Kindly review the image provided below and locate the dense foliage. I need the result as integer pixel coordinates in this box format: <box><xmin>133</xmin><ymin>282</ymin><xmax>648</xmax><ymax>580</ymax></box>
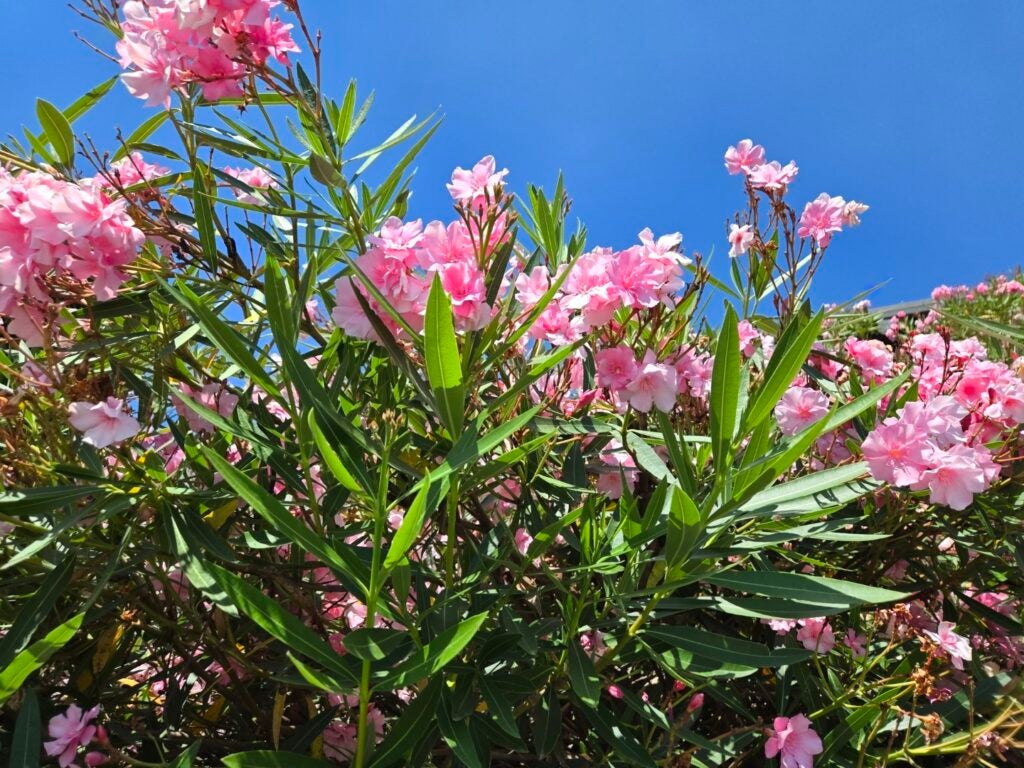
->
<box><xmin>1</xmin><ymin>2</ymin><xmax>1022</xmax><ymax>767</ymax></box>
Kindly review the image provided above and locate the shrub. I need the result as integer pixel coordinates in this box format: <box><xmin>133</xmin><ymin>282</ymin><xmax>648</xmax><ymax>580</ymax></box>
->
<box><xmin>1</xmin><ymin>2</ymin><xmax>1022</xmax><ymax>766</ymax></box>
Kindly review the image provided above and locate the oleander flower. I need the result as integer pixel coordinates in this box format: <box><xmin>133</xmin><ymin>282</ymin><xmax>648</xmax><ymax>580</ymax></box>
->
<box><xmin>68</xmin><ymin>398</ymin><xmax>141</xmax><ymax>448</ymax></box>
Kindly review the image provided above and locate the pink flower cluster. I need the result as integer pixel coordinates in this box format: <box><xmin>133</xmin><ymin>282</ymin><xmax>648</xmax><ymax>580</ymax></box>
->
<box><xmin>333</xmin><ymin>157</ymin><xmax>512</xmax><ymax>339</ymax></box>
<box><xmin>862</xmin><ymin>395</ymin><xmax>999</xmax><ymax>510</ymax></box>
<box><xmin>724</xmin><ymin>139</ymin><xmax>867</xmax><ymax>247</ymax></box>
<box><xmin>0</xmin><ymin>169</ymin><xmax>145</xmax><ymax>345</ymax></box>
<box><xmin>116</xmin><ymin>0</ymin><xmax>299</xmax><ymax>108</ymax></box>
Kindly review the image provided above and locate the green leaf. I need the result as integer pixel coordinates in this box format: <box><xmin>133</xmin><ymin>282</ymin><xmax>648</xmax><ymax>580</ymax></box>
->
<box><xmin>744</xmin><ymin>309</ymin><xmax>825</xmax><ymax>431</ymax></box>
<box><xmin>36</xmin><ymin>99</ymin><xmax>74</xmax><ymax>165</ymax></box>
<box><xmin>308</xmin><ymin>410</ymin><xmax>364</xmax><ymax>493</ymax></box>
<box><xmin>704</xmin><ymin>571</ymin><xmax>910</xmax><ymax>607</ymax></box>
<box><xmin>113</xmin><ymin>111</ymin><xmax>170</xmax><ymax>161</ymax></box>
<box><xmin>533</xmin><ymin>688</ymin><xmax>560</xmax><ymax>757</ymax></box>
<box><xmin>369</xmin><ymin>682</ymin><xmax>442</xmax><ymax>767</ymax></box>
<box><xmin>165</xmin><ymin>280</ymin><xmax>276</xmax><ymax>393</ymax></box>
<box><xmin>424</xmin><ymin>274</ymin><xmax>466</xmax><ymax>436</ymax></box>
<box><xmin>665</xmin><ymin>485</ymin><xmax>701</xmax><ymax>571</ymax></box>
<box><xmin>384</xmin><ymin>472</ymin><xmax>443</xmax><ymax>571</ymax></box>
<box><xmin>0</xmin><ymin>485</ymin><xmax>102</xmax><ymax>517</ymax></box>
<box><xmin>644</xmin><ymin>625</ymin><xmax>810</xmax><ymax>672</ymax></box>
<box><xmin>201</xmin><ymin>447</ymin><xmax>370</xmax><ymax>596</ymax></box>
<box><xmin>709</xmin><ymin>304</ymin><xmax>741</xmax><ymax>473</ymax></box>
<box><xmin>0</xmin><ymin>613</ymin><xmax>83</xmax><ymax>705</ymax></box>
<box><xmin>342</xmin><ymin>628</ymin><xmax>411</xmax><ymax>662</ymax></box>
<box><xmin>578</xmin><ymin>701</ymin><xmax>657</xmax><ymax>768</ymax></box>
<box><xmin>222</xmin><ymin>751</ymin><xmax>332</xmax><ymax>768</ymax></box>
<box><xmin>205</xmin><ymin>563</ymin><xmax>358</xmax><ymax>686</ymax></box>
<box><xmin>378</xmin><ymin>612</ymin><xmax>487</xmax><ymax>690</ymax></box>
<box><xmin>567</xmin><ymin>639</ymin><xmax>601</xmax><ymax>708</ymax></box>
<box><xmin>735</xmin><ymin>462</ymin><xmax>877</xmax><ymax>519</ymax></box>
<box><xmin>9</xmin><ymin>688</ymin><xmax>41</xmax><ymax>768</ymax></box>
<box><xmin>626</xmin><ymin>431</ymin><xmax>673</xmax><ymax>483</ymax></box>
<box><xmin>0</xmin><ymin>554</ymin><xmax>76</xmax><ymax>668</ymax></box>
<box><xmin>169</xmin><ymin>743</ymin><xmax>202</xmax><ymax>768</ymax></box>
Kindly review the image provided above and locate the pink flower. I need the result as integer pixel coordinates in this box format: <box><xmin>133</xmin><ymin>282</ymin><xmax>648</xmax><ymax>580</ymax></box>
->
<box><xmin>68</xmin><ymin>398</ymin><xmax>141</xmax><ymax>448</ymax></box>
<box><xmin>513</xmin><ymin>528</ymin><xmax>534</xmax><ymax>558</ymax></box>
<box><xmin>108</xmin><ymin>152</ymin><xmax>169</xmax><ymax>187</ymax></box>
<box><xmin>774</xmin><ymin>386</ymin><xmax>830</xmax><ymax>436</ymax></box>
<box><xmin>912</xmin><ymin>444</ymin><xmax>989</xmax><ymax>511</ymax></box>
<box><xmin>514</xmin><ymin>266</ymin><xmax>551</xmax><ymax>309</ymax></box>
<box><xmin>596</xmin><ymin>345</ymin><xmax>639</xmax><ymax>391</ymax></box>
<box><xmin>748</xmin><ymin>160</ymin><xmax>799</xmax><ymax>191</ymax></box>
<box><xmin>446</xmin><ymin>155</ymin><xmax>508</xmax><ymax>204</ymax></box>
<box><xmin>172</xmin><ymin>382</ymin><xmax>239</xmax><ymax>434</ymax></box>
<box><xmin>435</xmin><ymin>261</ymin><xmax>491</xmax><ymax>331</ymax></box>
<box><xmin>607</xmin><ymin>684</ymin><xmax>625</xmax><ymax>699</ymax></box>
<box><xmin>798</xmin><ymin>193</ymin><xmax>846</xmax><ymax>247</ymax></box>
<box><xmin>844</xmin><ymin>628</ymin><xmax>868</xmax><ymax>658</ymax></box>
<box><xmin>724</xmin><ymin>139</ymin><xmax>766</xmax><ymax>175</ymax></box>
<box><xmin>844</xmin><ymin>337</ymin><xmax>893</xmax><ymax>383</ymax></box>
<box><xmin>737</xmin><ymin>319</ymin><xmax>760</xmax><ymax>358</ymax></box>
<box><xmin>622</xmin><ymin>350</ymin><xmax>678</xmax><ymax>413</ymax></box>
<box><xmin>45</xmin><ymin>704</ymin><xmax>100</xmax><ymax>768</ymax></box>
<box><xmin>728</xmin><ymin>224</ymin><xmax>755</xmax><ymax>257</ymax></box>
<box><xmin>861</xmin><ymin>419</ymin><xmax>931</xmax><ymax>486</ymax></box>
<box><xmin>841</xmin><ymin>200</ymin><xmax>869</xmax><ymax>227</ymax></box>
<box><xmin>764</xmin><ymin>714</ymin><xmax>823</xmax><ymax>768</ymax></box>
<box><xmin>223</xmin><ymin>166</ymin><xmax>277</xmax><ymax>205</ymax></box>
<box><xmin>796</xmin><ymin>618</ymin><xmax>835</xmax><ymax>654</ymax></box>
<box><xmin>923</xmin><ymin>621</ymin><xmax>972</xmax><ymax>670</ymax></box>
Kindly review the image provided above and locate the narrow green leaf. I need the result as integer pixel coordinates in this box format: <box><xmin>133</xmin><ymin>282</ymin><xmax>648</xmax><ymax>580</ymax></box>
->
<box><xmin>384</xmin><ymin>472</ymin><xmax>442</xmax><ymax>571</ymax></box>
<box><xmin>369</xmin><ymin>682</ymin><xmax>442</xmax><ymax>767</ymax></box>
<box><xmin>424</xmin><ymin>274</ymin><xmax>465</xmax><ymax>436</ymax></box>
<box><xmin>205</xmin><ymin>563</ymin><xmax>358</xmax><ymax>686</ymax></box>
<box><xmin>665</xmin><ymin>485</ymin><xmax>701</xmax><ymax>571</ymax></box>
<box><xmin>644</xmin><ymin>625</ymin><xmax>810</xmax><ymax>669</ymax></box>
<box><xmin>222</xmin><ymin>751</ymin><xmax>332</xmax><ymax>768</ymax></box>
<box><xmin>308</xmin><ymin>410</ymin><xmax>363</xmax><ymax>493</ymax></box>
<box><xmin>0</xmin><ymin>613</ymin><xmax>83</xmax><ymax>705</ymax></box>
<box><xmin>165</xmin><ymin>280</ymin><xmax>276</xmax><ymax>392</ymax></box>
<box><xmin>567</xmin><ymin>640</ymin><xmax>601</xmax><ymax>708</ymax></box>
<box><xmin>709</xmin><ymin>305</ymin><xmax>741</xmax><ymax>473</ymax></box>
<box><xmin>0</xmin><ymin>554</ymin><xmax>76</xmax><ymax>668</ymax></box>
<box><xmin>704</xmin><ymin>570</ymin><xmax>910</xmax><ymax>607</ymax></box>
<box><xmin>201</xmin><ymin>447</ymin><xmax>370</xmax><ymax>596</ymax></box>
<box><xmin>0</xmin><ymin>485</ymin><xmax>102</xmax><ymax>517</ymax></box>
<box><xmin>36</xmin><ymin>99</ymin><xmax>74</xmax><ymax>165</ymax></box>
<box><xmin>378</xmin><ymin>612</ymin><xmax>487</xmax><ymax>690</ymax></box>
<box><xmin>744</xmin><ymin>308</ymin><xmax>825</xmax><ymax>430</ymax></box>
<box><xmin>9</xmin><ymin>688</ymin><xmax>41</xmax><ymax>768</ymax></box>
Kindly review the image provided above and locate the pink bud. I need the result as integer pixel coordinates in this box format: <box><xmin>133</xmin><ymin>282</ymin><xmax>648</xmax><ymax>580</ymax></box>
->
<box><xmin>687</xmin><ymin>693</ymin><xmax>704</xmax><ymax>712</ymax></box>
<box><xmin>606</xmin><ymin>684</ymin><xmax>624</xmax><ymax>699</ymax></box>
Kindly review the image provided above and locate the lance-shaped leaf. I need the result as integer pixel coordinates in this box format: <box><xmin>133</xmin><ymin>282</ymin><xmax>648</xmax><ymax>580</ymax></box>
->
<box><xmin>709</xmin><ymin>304</ymin><xmax>742</xmax><ymax>474</ymax></box>
<box><xmin>0</xmin><ymin>613</ymin><xmax>83</xmax><ymax>705</ymax></box>
<box><xmin>36</xmin><ymin>99</ymin><xmax>74</xmax><ymax>165</ymax></box>
<box><xmin>201</xmin><ymin>446</ymin><xmax>370</xmax><ymax>596</ymax></box>
<box><xmin>665</xmin><ymin>484</ymin><xmax>701</xmax><ymax>572</ymax></box>
<box><xmin>205</xmin><ymin>563</ymin><xmax>359</xmax><ymax>687</ymax></box>
<box><xmin>744</xmin><ymin>307</ymin><xmax>824</xmax><ymax>431</ymax></box>
<box><xmin>384</xmin><ymin>471</ymin><xmax>445</xmax><ymax>571</ymax></box>
<box><xmin>376</xmin><ymin>612</ymin><xmax>487</xmax><ymax>690</ymax></box>
<box><xmin>704</xmin><ymin>570</ymin><xmax>910</xmax><ymax>608</ymax></box>
<box><xmin>424</xmin><ymin>274</ymin><xmax>465</xmax><ymax>436</ymax></box>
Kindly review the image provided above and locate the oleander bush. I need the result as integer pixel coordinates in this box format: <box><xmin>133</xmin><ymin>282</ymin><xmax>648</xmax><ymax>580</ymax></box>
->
<box><xmin>1</xmin><ymin>2</ymin><xmax>1023</xmax><ymax>767</ymax></box>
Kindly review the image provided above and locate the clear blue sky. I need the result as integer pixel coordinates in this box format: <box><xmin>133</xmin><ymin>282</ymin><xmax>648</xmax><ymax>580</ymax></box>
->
<box><xmin>4</xmin><ymin>2</ymin><xmax>1023</xmax><ymax>305</ymax></box>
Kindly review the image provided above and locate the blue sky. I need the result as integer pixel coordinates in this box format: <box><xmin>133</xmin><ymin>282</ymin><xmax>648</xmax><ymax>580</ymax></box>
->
<box><xmin>4</xmin><ymin>2</ymin><xmax>1023</xmax><ymax>306</ymax></box>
